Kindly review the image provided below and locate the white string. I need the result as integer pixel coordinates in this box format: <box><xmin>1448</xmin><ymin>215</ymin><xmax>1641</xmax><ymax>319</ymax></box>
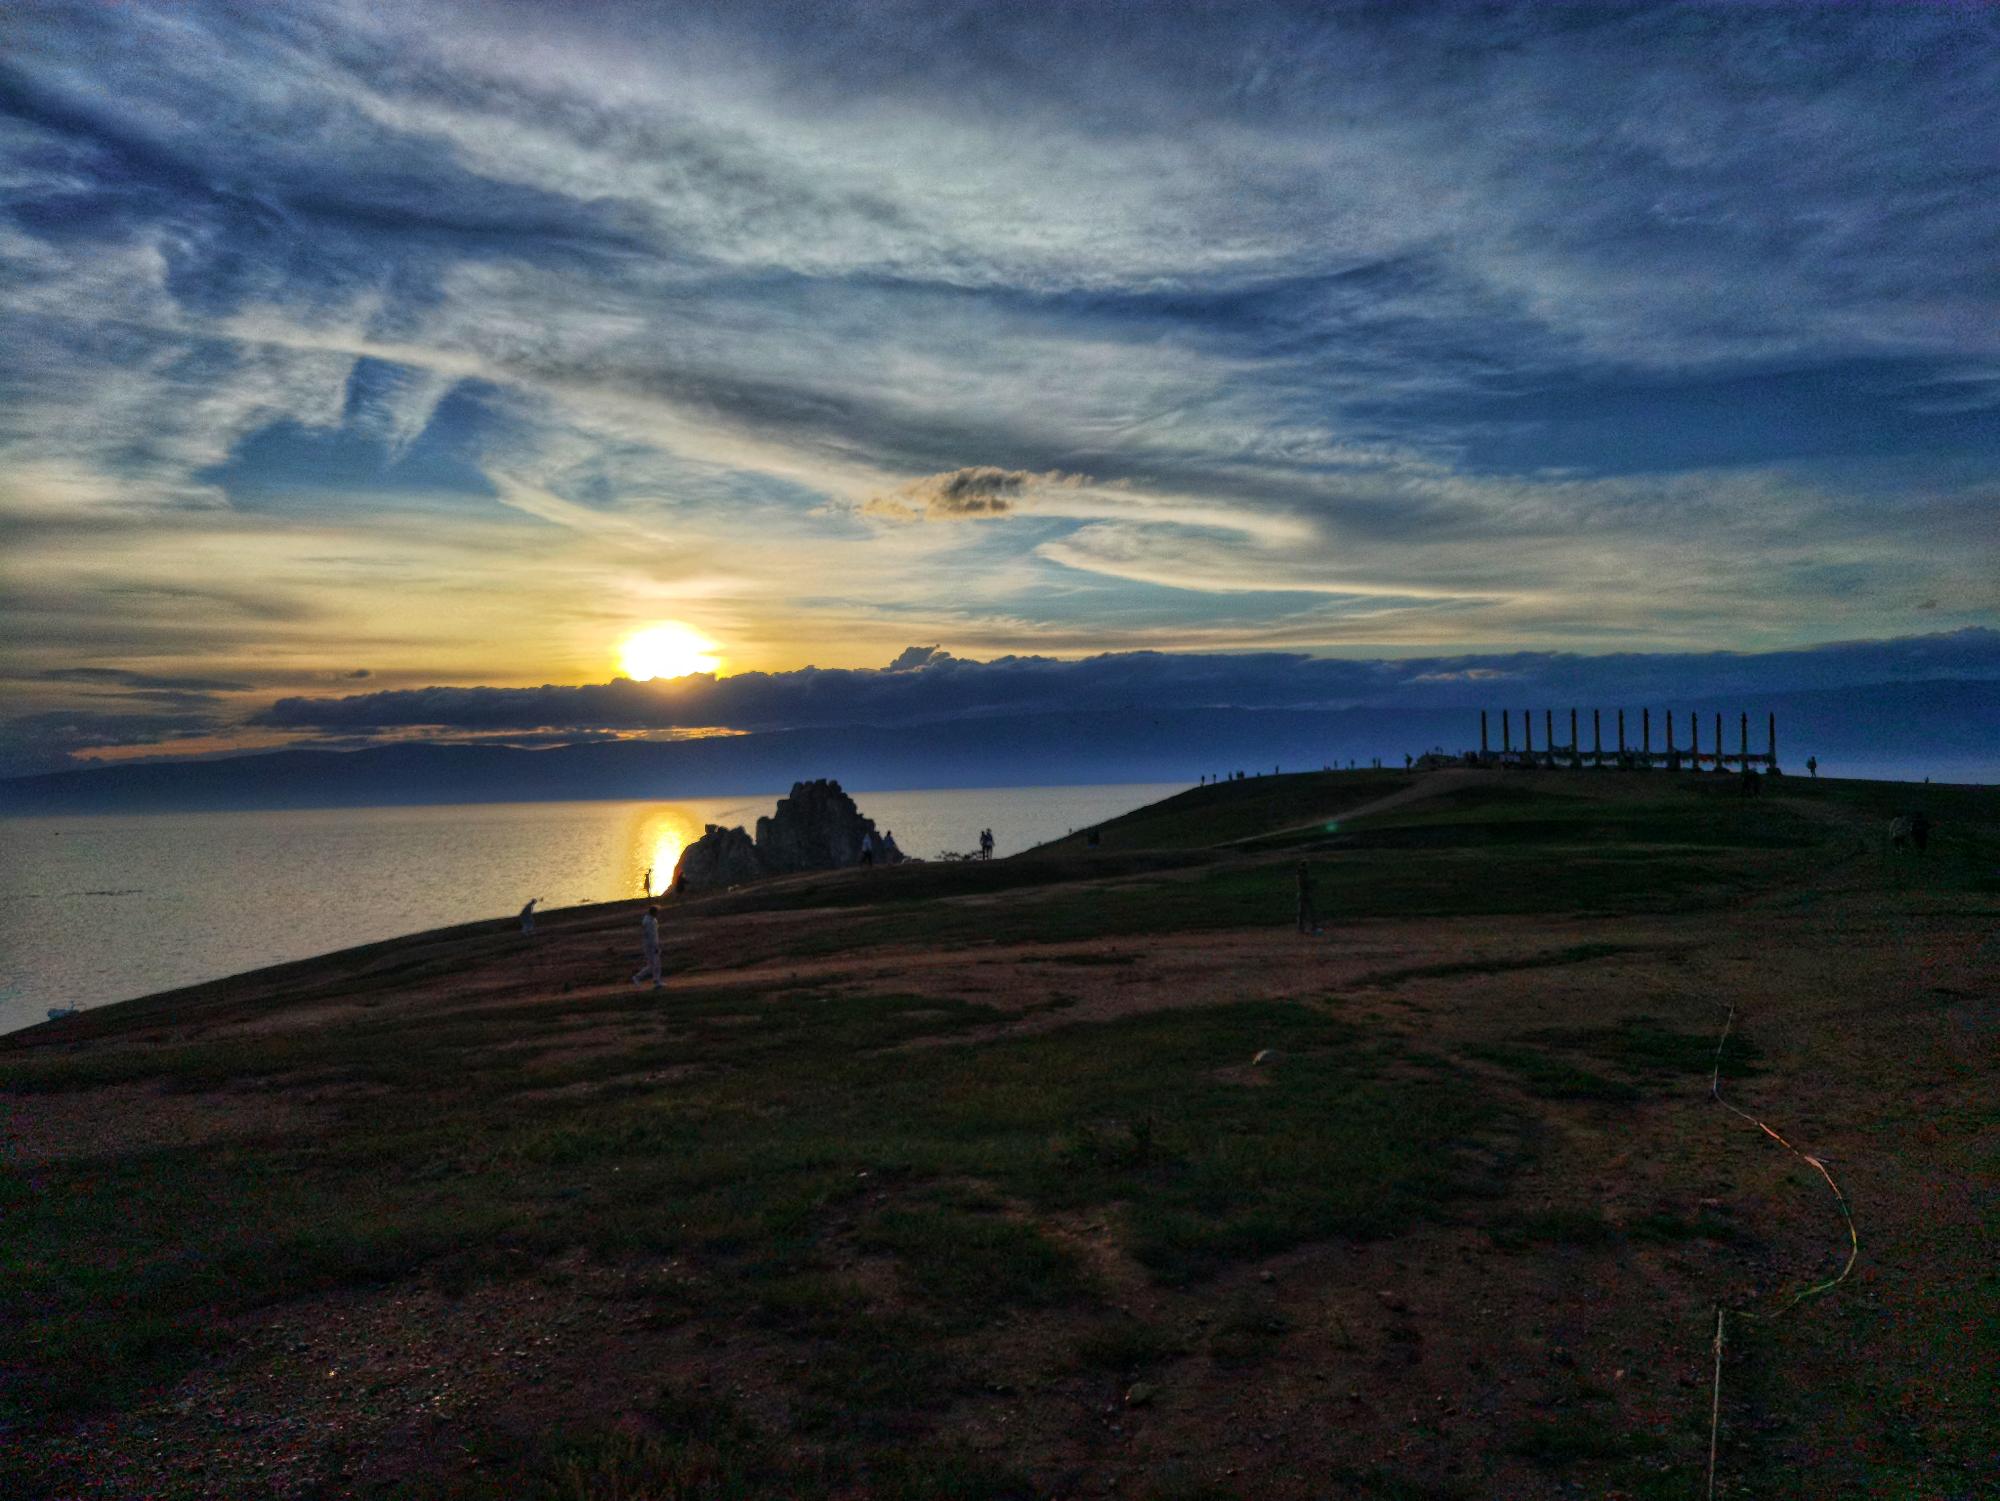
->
<box><xmin>1702</xmin><ymin>1002</ymin><xmax>1859</xmax><ymax>1498</ymax></box>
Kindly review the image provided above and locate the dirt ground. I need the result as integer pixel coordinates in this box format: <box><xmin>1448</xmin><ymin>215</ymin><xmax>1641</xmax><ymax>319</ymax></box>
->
<box><xmin>4</xmin><ymin>773</ymin><xmax>1995</xmax><ymax>1500</ymax></box>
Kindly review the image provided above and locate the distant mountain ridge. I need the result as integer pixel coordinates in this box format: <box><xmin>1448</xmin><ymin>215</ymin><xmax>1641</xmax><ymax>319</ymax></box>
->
<box><xmin>2</xmin><ymin>683</ymin><xmax>1994</xmax><ymax>813</ymax></box>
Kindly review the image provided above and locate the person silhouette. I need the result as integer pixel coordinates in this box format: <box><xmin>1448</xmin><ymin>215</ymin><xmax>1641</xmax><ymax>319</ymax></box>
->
<box><xmin>632</xmin><ymin>905</ymin><xmax>663</xmax><ymax>989</ymax></box>
<box><xmin>518</xmin><ymin>898</ymin><xmax>539</xmax><ymax>935</ymax></box>
<box><xmin>1296</xmin><ymin>863</ymin><xmax>1319</xmax><ymax>935</ymax></box>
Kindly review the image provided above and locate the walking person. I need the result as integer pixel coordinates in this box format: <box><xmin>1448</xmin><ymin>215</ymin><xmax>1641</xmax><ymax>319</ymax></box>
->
<box><xmin>1807</xmin><ymin>755</ymin><xmax>1818</xmax><ymax>779</ymax></box>
<box><xmin>518</xmin><ymin>897</ymin><xmax>539</xmax><ymax>935</ymax></box>
<box><xmin>859</xmin><ymin>830</ymin><xmax>876</xmax><ymax>867</ymax></box>
<box><xmin>1295</xmin><ymin>862</ymin><xmax>1319</xmax><ymax>936</ymax></box>
<box><xmin>632</xmin><ymin>904</ymin><xmax>663</xmax><ymax>990</ymax></box>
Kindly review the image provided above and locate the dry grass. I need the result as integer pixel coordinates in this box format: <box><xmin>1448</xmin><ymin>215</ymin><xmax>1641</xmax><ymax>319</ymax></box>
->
<box><xmin>3</xmin><ymin>769</ymin><xmax>1994</xmax><ymax>1500</ymax></box>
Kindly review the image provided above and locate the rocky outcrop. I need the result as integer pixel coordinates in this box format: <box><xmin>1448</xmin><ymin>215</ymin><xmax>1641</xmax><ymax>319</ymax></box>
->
<box><xmin>673</xmin><ymin>823</ymin><xmax>764</xmax><ymax>889</ymax></box>
<box><xmin>672</xmin><ymin>779</ymin><xmax>886</xmax><ymax>890</ymax></box>
<box><xmin>755</xmin><ymin>779</ymin><xmax>876</xmax><ymax>872</ymax></box>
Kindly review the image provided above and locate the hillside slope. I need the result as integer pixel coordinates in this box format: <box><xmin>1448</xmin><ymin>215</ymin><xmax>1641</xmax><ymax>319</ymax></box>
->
<box><xmin>4</xmin><ymin>770</ymin><xmax>1995</xmax><ymax>1500</ymax></box>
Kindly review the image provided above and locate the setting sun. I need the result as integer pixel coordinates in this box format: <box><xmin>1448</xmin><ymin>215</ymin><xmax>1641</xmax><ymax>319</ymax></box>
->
<box><xmin>619</xmin><ymin>622</ymin><xmax>721</xmax><ymax>682</ymax></box>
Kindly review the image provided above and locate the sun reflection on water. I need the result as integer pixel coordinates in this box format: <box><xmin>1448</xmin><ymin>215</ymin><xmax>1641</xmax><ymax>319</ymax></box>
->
<box><xmin>631</xmin><ymin>806</ymin><xmax>704</xmax><ymax>896</ymax></box>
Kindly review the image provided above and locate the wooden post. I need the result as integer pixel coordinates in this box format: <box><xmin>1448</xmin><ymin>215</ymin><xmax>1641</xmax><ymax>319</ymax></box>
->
<box><xmin>1594</xmin><ymin>709</ymin><xmax>1602</xmax><ymax>765</ymax></box>
<box><xmin>1690</xmin><ymin>711</ymin><xmax>1699</xmax><ymax>766</ymax></box>
<box><xmin>1545</xmin><ymin>709</ymin><xmax>1553</xmax><ymax>765</ymax></box>
<box><xmin>1570</xmin><ymin>708</ymin><xmax>1579</xmax><ymax>767</ymax></box>
<box><xmin>1768</xmin><ymin>712</ymin><xmax>1776</xmax><ymax>768</ymax></box>
<box><xmin>1617</xmin><ymin>709</ymin><xmax>1625</xmax><ymax>755</ymax></box>
<box><xmin>1740</xmin><ymin>712</ymin><xmax>1748</xmax><ymax>767</ymax></box>
<box><xmin>1642</xmin><ymin>707</ymin><xmax>1651</xmax><ymax>758</ymax></box>
<box><xmin>1715</xmin><ymin>712</ymin><xmax>1723</xmax><ymax>770</ymax></box>
<box><xmin>1524</xmin><ymin>709</ymin><xmax>1534</xmax><ymax>755</ymax></box>
<box><xmin>1481</xmin><ymin>710</ymin><xmax>1489</xmax><ymax>758</ymax></box>
<box><xmin>1666</xmin><ymin>710</ymin><xmax>1676</xmax><ymax>760</ymax></box>
<box><xmin>1503</xmin><ymin>710</ymin><xmax>1511</xmax><ymax>754</ymax></box>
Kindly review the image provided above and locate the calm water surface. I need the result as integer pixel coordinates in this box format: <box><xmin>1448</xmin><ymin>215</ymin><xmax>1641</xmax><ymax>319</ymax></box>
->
<box><xmin>0</xmin><ymin>784</ymin><xmax>1179</xmax><ymax>1034</ymax></box>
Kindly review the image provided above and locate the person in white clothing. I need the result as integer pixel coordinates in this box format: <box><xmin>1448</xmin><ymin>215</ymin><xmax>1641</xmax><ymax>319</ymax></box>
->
<box><xmin>632</xmin><ymin>905</ymin><xmax>663</xmax><ymax>990</ymax></box>
<box><xmin>518</xmin><ymin>898</ymin><xmax>539</xmax><ymax>935</ymax></box>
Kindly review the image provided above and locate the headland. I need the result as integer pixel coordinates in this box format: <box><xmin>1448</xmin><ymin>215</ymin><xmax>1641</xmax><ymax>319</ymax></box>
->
<box><xmin>3</xmin><ymin>768</ymin><xmax>1993</xmax><ymax>1499</ymax></box>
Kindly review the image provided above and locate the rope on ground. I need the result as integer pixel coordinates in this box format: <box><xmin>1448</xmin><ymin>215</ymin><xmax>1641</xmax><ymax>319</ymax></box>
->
<box><xmin>1702</xmin><ymin>1002</ymin><xmax>1860</xmax><ymax>1499</ymax></box>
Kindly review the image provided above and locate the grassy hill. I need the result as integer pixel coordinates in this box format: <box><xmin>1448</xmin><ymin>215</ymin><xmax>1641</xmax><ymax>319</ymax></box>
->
<box><xmin>3</xmin><ymin>769</ymin><xmax>1995</xmax><ymax>1499</ymax></box>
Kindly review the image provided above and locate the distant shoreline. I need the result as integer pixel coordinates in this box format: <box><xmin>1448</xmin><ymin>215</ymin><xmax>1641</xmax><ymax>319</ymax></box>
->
<box><xmin>4</xmin><ymin>763</ymin><xmax>1993</xmax><ymax>819</ymax></box>
<box><xmin>7</xmin><ymin>689</ymin><xmax>1996</xmax><ymax>815</ymax></box>
<box><xmin>0</xmin><ymin>775</ymin><xmax>1190</xmax><ymax>818</ymax></box>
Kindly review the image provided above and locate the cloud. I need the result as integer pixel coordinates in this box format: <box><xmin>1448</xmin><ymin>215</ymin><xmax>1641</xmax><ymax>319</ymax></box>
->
<box><xmin>251</xmin><ymin>629</ymin><xmax>2000</xmax><ymax>738</ymax></box>
<box><xmin>865</xmin><ymin>467</ymin><xmax>1081</xmax><ymax>522</ymax></box>
<box><xmin>0</xmin><ymin>706</ymin><xmax>236</xmax><ymax>777</ymax></box>
<box><xmin>35</xmin><ymin>666</ymin><xmax>255</xmax><ymax>693</ymax></box>
<box><xmin>1</xmin><ymin>0</ymin><xmax>1996</xmax><ymax>725</ymax></box>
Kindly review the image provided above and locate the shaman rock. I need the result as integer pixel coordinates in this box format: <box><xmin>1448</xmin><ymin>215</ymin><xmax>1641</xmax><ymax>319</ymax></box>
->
<box><xmin>674</xmin><ymin>823</ymin><xmax>765</xmax><ymax>889</ymax></box>
<box><xmin>755</xmin><ymin>779</ymin><xmax>880</xmax><ymax>872</ymax></box>
<box><xmin>672</xmin><ymin>779</ymin><xmax>887</xmax><ymax>890</ymax></box>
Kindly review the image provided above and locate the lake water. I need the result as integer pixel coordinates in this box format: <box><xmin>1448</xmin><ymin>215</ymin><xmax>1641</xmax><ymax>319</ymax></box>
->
<box><xmin>0</xmin><ymin>783</ymin><xmax>1181</xmax><ymax>1034</ymax></box>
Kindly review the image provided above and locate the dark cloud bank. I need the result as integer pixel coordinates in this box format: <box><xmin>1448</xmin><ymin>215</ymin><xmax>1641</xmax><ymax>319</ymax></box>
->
<box><xmin>3</xmin><ymin>631</ymin><xmax>1995</xmax><ymax>810</ymax></box>
<box><xmin>256</xmin><ymin>630</ymin><xmax>2000</xmax><ymax>734</ymax></box>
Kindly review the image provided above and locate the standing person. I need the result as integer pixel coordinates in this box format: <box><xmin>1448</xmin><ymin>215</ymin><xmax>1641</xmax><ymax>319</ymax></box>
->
<box><xmin>518</xmin><ymin>898</ymin><xmax>539</xmax><ymax>935</ymax></box>
<box><xmin>882</xmin><ymin>829</ymin><xmax>902</xmax><ymax>863</ymax></box>
<box><xmin>981</xmin><ymin>828</ymin><xmax>995</xmax><ymax>860</ymax></box>
<box><xmin>1295</xmin><ymin>863</ymin><xmax>1319</xmax><ymax>936</ymax></box>
<box><xmin>632</xmin><ymin>905</ymin><xmax>663</xmax><ymax>990</ymax></box>
<box><xmin>643</xmin><ymin>866</ymin><xmax>653</xmax><ymax>897</ymax></box>
<box><xmin>859</xmin><ymin>830</ymin><xmax>876</xmax><ymax>867</ymax></box>
<box><xmin>1807</xmin><ymin>756</ymin><xmax>1818</xmax><ymax>778</ymax></box>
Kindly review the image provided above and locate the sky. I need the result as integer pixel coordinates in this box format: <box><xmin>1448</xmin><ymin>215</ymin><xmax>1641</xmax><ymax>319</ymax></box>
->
<box><xmin>3</xmin><ymin>0</ymin><xmax>1998</xmax><ymax>776</ymax></box>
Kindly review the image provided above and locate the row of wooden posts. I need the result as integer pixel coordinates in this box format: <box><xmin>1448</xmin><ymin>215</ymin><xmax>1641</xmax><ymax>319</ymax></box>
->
<box><xmin>1477</xmin><ymin>709</ymin><xmax>1778</xmax><ymax>770</ymax></box>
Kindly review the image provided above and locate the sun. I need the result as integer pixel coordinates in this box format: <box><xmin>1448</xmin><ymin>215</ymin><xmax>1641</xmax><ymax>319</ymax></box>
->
<box><xmin>620</xmin><ymin>621</ymin><xmax>721</xmax><ymax>681</ymax></box>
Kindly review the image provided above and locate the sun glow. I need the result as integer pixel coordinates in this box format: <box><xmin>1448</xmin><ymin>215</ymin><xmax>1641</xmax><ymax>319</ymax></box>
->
<box><xmin>631</xmin><ymin>806</ymin><xmax>703</xmax><ymax>895</ymax></box>
<box><xmin>620</xmin><ymin>621</ymin><xmax>721</xmax><ymax>681</ymax></box>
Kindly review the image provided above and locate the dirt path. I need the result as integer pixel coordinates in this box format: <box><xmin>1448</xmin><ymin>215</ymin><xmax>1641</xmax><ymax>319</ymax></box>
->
<box><xmin>1222</xmin><ymin>767</ymin><xmax>1482</xmax><ymax>846</ymax></box>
